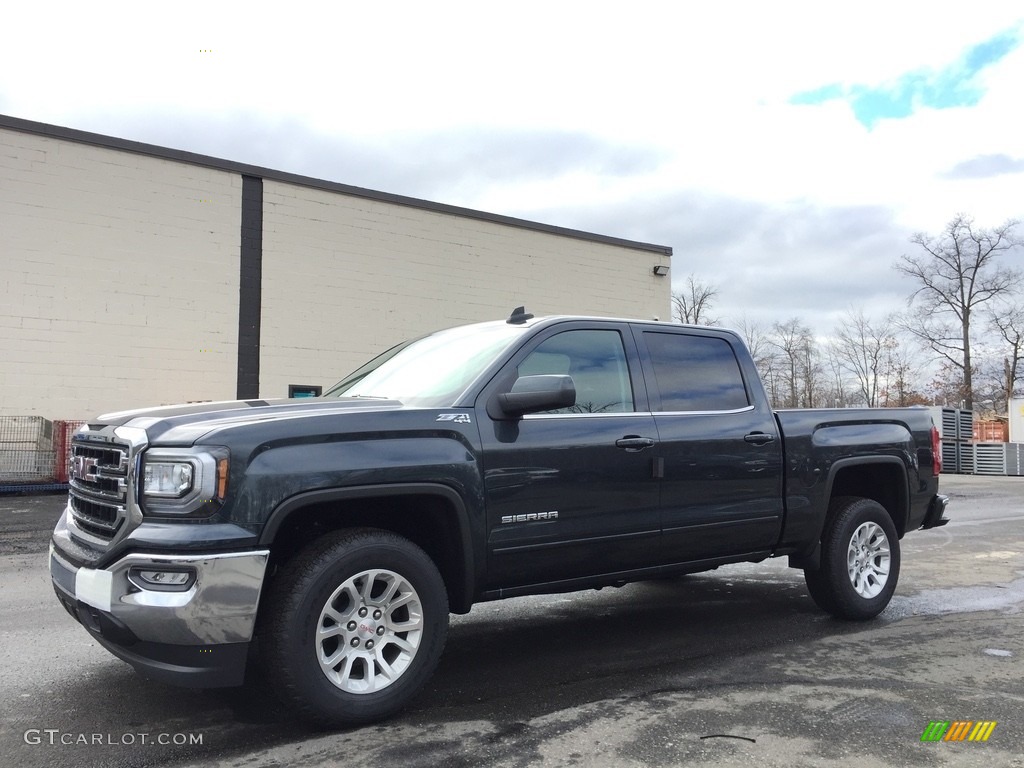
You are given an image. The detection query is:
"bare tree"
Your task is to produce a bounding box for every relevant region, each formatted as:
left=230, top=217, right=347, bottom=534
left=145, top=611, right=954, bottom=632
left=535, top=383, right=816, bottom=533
left=880, top=332, right=928, bottom=407
left=736, top=316, right=780, bottom=404
left=736, top=316, right=772, bottom=370
left=928, top=361, right=972, bottom=408
left=831, top=310, right=895, bottom=407
left=770, top=318, right=819, bottom=408
left=822, top=343, right=849, bottom=407
left=989, top=299, right=1024, bottom=414
left=895, top=215, right=1021, bottom=409
left=672, top=274, right=720, bottom=325
left=772, top=319, right=803, bottom=408
left=801, top=333, right=824, bottom=408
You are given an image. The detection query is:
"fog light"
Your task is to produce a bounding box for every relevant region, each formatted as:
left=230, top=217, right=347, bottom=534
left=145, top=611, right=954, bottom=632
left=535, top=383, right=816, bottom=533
left=128, top=567, right=196, bottom=592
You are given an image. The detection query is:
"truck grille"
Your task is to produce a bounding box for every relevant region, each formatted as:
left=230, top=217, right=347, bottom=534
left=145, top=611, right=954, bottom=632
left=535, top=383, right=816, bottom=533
left=68, top=439, right=130, bottom=539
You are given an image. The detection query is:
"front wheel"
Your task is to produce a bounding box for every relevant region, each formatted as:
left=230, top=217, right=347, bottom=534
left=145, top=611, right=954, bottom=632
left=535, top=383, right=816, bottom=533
left=804, top=497, right=900, bottom=620
left=261, top=528, right=449, bottom=725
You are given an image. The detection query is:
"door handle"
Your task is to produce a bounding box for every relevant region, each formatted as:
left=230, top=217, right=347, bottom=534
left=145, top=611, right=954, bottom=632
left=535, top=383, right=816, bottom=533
left=744, top=431, right=775, bottom=445
left=616, top=436, right=656, bottom=452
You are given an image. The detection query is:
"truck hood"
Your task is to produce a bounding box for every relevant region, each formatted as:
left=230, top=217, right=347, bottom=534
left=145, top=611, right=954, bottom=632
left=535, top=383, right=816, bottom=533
left=94, top=397, right=408, bottom=445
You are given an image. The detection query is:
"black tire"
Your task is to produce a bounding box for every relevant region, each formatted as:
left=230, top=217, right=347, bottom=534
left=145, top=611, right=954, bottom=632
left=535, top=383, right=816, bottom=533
left=804, top=497, right=900, bottom=621
left=260, top=528, right=449, bottom=726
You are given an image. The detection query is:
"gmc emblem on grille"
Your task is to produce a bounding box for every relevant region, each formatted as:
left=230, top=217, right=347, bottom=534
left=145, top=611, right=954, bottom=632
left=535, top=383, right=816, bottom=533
left=70, top=455, right=99, bottom=483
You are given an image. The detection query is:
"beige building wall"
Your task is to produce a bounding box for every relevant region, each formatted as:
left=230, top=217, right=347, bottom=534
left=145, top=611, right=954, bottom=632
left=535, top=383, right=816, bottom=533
left=260, top=181, right=671, bottom=396
left=0, top=127, right=241, bottom=418
left=1, top=116, right=672, bottom=420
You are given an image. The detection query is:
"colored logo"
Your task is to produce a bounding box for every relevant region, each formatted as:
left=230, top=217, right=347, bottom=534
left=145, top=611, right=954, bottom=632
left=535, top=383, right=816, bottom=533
left=921, top=721, right=997, bottom=742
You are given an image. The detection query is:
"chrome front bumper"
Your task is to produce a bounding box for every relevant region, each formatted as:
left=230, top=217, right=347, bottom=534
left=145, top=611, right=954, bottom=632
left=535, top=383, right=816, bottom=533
left=50, top=533, right=269, bottom=687
left=50, top=545, right=269, bottom=645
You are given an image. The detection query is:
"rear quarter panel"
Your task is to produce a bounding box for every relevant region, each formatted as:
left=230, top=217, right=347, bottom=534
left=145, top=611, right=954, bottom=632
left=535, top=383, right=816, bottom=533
left=774, top=408, right=938, bottom=551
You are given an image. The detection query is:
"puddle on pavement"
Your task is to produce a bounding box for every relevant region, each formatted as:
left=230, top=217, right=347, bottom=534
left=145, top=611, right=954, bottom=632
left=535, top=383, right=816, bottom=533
left=888, top=576, right=1024, bottom=619
left=983, top=648, right=1013, bottom=657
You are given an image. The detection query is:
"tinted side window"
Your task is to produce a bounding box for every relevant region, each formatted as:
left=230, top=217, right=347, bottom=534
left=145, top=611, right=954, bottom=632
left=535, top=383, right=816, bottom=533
left=643, top=332, right=749, bottom=412
left=519, top=330, right=634, bottom=414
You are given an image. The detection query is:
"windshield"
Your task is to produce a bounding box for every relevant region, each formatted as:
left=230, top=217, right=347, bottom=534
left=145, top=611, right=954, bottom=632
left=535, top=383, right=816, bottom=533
left=323, top=322, right=528, bottom=407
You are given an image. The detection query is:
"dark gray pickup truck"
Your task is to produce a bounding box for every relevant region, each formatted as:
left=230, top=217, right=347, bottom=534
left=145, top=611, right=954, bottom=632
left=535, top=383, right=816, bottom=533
left=50, top=308, right=949, bottom=724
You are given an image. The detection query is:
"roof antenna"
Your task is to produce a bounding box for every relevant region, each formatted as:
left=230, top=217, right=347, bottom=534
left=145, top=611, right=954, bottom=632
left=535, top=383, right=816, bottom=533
left=507, top=306, right=534, bottom=325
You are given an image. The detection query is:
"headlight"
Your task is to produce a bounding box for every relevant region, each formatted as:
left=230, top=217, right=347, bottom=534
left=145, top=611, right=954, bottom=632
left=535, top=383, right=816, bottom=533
left=143, top=461, right=194, bottom=497
left=140, top=447, right=228, bottom=516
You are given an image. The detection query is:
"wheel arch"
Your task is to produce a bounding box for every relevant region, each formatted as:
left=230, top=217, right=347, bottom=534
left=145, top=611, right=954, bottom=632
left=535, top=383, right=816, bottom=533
left=259, top=484, right=476, bottom=614
left=823, top=457, right=910, bottom=537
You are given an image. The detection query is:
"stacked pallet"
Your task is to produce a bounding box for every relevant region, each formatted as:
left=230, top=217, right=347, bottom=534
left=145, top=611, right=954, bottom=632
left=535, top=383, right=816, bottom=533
left=928, top=407, right=973, bottom=475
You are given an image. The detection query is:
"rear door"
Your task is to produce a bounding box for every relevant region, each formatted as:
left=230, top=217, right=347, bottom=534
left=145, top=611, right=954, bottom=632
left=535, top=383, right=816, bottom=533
left=476, top=322, right=660, bottom=588
left=634, top=327, right=784, bottom=561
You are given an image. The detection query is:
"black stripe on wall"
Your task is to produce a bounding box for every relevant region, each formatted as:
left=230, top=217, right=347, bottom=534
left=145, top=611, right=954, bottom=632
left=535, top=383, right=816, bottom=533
left=237, top=175, right=263, bottom=400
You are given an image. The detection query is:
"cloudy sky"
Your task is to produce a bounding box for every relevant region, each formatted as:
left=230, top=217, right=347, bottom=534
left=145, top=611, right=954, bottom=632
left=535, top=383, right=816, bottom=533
left=2, top=1, right=1022, bottom=334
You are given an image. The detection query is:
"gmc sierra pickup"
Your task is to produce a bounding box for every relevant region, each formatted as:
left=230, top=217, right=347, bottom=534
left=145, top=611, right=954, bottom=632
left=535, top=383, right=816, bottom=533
left=50, top=308, right=949, bottom=724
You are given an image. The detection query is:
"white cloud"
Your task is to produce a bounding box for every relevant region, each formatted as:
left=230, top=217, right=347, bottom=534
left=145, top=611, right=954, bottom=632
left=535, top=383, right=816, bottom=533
left=2, top=0, right=1023, bottom=337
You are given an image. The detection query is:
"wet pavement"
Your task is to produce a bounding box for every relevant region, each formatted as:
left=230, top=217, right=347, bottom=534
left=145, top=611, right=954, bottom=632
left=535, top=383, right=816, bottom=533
left=0, top=475, right=1022, bottom=767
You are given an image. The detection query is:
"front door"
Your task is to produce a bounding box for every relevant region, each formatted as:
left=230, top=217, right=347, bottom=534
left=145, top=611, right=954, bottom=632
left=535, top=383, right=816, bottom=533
left=477, top=324, right=660, bottom=588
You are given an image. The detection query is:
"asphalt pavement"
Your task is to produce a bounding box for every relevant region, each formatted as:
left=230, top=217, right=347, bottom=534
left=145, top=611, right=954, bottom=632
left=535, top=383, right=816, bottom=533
left=0, top=476, right=1022, bottom=767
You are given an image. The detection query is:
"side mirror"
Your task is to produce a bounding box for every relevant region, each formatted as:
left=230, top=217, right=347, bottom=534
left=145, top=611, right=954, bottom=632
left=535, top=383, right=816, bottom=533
left=495, top=375, right=576, bottom=418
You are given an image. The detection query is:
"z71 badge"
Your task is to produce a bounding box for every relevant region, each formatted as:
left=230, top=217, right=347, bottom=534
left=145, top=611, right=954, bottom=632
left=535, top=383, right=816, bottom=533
left=436, top=413, right=472, bottom=423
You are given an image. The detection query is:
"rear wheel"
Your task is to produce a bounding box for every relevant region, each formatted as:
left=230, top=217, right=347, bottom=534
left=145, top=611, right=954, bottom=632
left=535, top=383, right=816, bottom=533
left=804, top=497, right=900, bottom=620
left=261, top=528, right=449, bottom=725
